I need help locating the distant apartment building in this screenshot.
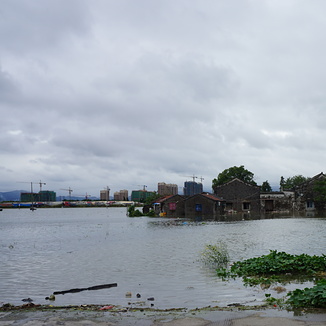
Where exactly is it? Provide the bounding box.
[131,190,155,202]
[100,189,110,201]
[183,181,203,196]
[114,189,129,201]
[158,182,178,196]
[39,191,56,202]
[21,190,56,202]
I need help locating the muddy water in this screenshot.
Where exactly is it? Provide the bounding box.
[1,207,325,309]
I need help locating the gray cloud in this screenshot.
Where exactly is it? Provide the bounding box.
[1,0,326,195]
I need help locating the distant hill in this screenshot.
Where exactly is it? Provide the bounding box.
[0,190,26,202]
[0,191,100,202]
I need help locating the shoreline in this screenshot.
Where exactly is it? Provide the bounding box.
[2,304,326,326]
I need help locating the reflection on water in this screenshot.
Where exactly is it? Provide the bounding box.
[0,207,326,309]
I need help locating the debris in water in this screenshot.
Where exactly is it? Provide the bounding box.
[53,283,117,295]
[21,298,33,302]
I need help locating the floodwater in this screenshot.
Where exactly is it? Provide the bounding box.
[1,207,326,309]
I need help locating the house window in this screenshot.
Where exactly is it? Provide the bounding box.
[307,201,314,208]
[242,202,250,210]
[169,202,176,211]
[195,204,202,212]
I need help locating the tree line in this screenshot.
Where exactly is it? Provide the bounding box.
[212,165,311,192]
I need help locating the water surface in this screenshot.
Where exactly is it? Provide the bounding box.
[1,207,325,309]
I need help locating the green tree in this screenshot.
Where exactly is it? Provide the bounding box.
[261,180,272,192]
[212,165,257,190]
[281,175,309,189]
[144,193,161,205]
[313,179,326,210]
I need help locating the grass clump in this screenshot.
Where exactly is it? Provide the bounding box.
[201,242,229,269]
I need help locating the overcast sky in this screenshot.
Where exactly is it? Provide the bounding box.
[1,0,326,197]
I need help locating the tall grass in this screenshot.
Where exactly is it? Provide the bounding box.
[201,242,229,268]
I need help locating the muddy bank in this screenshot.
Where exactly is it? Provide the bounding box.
[1,304,326,326]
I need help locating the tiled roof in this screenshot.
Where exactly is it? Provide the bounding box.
[201,193,225,201]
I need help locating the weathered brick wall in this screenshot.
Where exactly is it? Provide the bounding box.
[214,179,260,212]
[260,194,294,212]
[162,195,185,218]
[185,195,224,220]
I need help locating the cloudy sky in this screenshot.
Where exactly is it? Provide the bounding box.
[1,0,326,197]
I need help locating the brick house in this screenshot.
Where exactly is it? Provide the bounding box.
[293,172,326,211]
[153,194,185,218]
[213,178,261,213]
[184,193,225,220]
[260,191,294,213]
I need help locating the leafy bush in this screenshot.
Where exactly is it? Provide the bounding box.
[230,250,326,277]
[128,205,144,217]
[201,242,229,268]
[286,279,326,308]
[216,250,326,309]
[128,205,157,217]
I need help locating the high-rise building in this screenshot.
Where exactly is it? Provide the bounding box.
[21,190,56,202]
[39,191,56,202]
[131,190,155,202]
[158,182,178,196]
[100,188,110,200]
[114,189,129,201]
[183,181,203,196]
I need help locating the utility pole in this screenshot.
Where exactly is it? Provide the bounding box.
[17,181,40,210]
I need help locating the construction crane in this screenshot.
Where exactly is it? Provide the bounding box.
[138,185,147,191]
[60,187,73,200]
[17,181,40,211]
[199,176,204,183]
[17,181,39,193]
[84,193,92,200]
[38,180,46,192]
[182,175,198,182]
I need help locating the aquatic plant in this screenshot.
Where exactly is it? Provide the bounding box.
[286,279,326,308]
[230,250,326,278]
[201,242,229,268]
[217,250,326,283]
[216,250,326,309]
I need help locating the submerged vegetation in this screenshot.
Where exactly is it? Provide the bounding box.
[127,205,156,217]
[201,242,229,269]
[213,250,326,309]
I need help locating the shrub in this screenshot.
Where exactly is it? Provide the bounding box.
[201,242,229,268]
[230,250,326,277]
